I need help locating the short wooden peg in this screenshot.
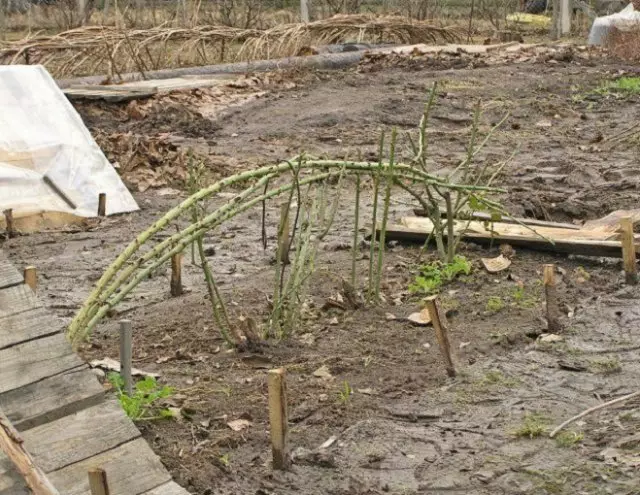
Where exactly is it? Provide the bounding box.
[267,368,289,470]
[3,209,15,238]
[170,252,183,297]
[424,295,456,378]
[277,202,291,265]
[23,266,37,292]
[97,193,107,217]
[88,468,110,495]
[119,320,133,396]
[543,264,563,333]
[620,217,637,285]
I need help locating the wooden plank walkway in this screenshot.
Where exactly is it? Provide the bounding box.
[0,250,190,495]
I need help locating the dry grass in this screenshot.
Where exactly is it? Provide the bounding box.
[240,14,462,60]
[0,14,462,78]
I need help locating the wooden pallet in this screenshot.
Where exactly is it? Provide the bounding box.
[0,251,189,495]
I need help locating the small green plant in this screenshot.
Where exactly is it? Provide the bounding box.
[590,357,622,374]
[486,296,505,313]
[555,430,584,448]
[513,413,550,439]
[108,373,174,421]
[338,380,353,404]
[479,369,519,388]
[592,76,640,99]
[574,266,591,281]
[409,255,472,295]
[219,453,230,467]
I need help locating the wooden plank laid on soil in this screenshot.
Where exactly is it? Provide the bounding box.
[0,284,42,318]
[0,400,140,474]
[45,437,171,495]
[0,333,83,395]
[140,482,192,495]
[381,217,640,258]
[413,208,582,230]
[0,369,105,431]
[0,307,61,350]
[0,252,22,290]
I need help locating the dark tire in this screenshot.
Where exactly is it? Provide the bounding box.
[524,0,548,13]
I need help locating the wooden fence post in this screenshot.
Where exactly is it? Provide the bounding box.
[424,295,456,378]
[119,320,133,396]
[24,267,37,292]
[3,209,15,238]
[88,468,110,495]
[620,217,637,285]
[170,253,183,296]
[267,368,289,470]
[97,193,107,217]
[543,264,563,333]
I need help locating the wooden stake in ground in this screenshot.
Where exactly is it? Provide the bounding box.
[267,368,289,470]
[3,209,15,238]
[170,252,183,296]
[620,217,637,285]
[0,409,60,495]
[278,202,291,265]
[97,193,107,217]
[543,264,563,333]
[23,266,37,292]
[424,295,456,378]
[119,320,133,396]
[88,468,110,495]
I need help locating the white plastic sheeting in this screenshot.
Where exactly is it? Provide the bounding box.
[0,65,138,227]
[588,3,640,45]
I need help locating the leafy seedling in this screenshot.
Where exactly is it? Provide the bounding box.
[513,412,550,439]
[338,380,353,404]
[409,255,472,295]
[108,372,174,421]
[486,296,505,313]
[555,430,584,448]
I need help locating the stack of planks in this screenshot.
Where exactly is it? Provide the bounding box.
[0,250,189,495]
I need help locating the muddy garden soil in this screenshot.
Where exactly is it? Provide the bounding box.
[5,52,640,495]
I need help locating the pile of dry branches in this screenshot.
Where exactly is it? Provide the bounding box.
[239,14,462,60]
[0,15,461,78]
[0,24,259,78]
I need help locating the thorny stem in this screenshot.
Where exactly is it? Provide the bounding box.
[351,174,361,289]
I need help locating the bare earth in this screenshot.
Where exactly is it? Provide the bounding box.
[4,47,640,495]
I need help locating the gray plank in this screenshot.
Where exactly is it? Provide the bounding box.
[0,252,22,290]
[0,306,61,350]
[18,400,139,472]
[0,368,105,431]
[141,482,191,495]
[0,333,83,394]
[47,437,171,495]
[0,284,41,318]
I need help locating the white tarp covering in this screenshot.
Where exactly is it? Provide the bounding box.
[588,3,640,45]
[0,65,138,227]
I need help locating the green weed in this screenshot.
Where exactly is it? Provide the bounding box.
[108,373,174,421]
[479,370,519,388]
[338,380,353,404]
[409,255,472,295]
[513,413,550,439]
[485,296,505,313]
[590,357,622,374]
[555,430,584,448]
[592,76,640,99]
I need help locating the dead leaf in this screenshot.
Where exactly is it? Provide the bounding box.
[227,419,252,432]
[89,357,160,378]
[481,255,512,273]
[313,365,333,380]
[407,308,432,326]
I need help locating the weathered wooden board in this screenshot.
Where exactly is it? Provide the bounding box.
[141,482,192,495]
[47,438,171,495]
[0,252,22,290]
[0,368,104,431]
[381,216,640,258]
[0,284,41,318]
[0,333,83,394]
[0,307,61,350]
[16,400,139,472]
